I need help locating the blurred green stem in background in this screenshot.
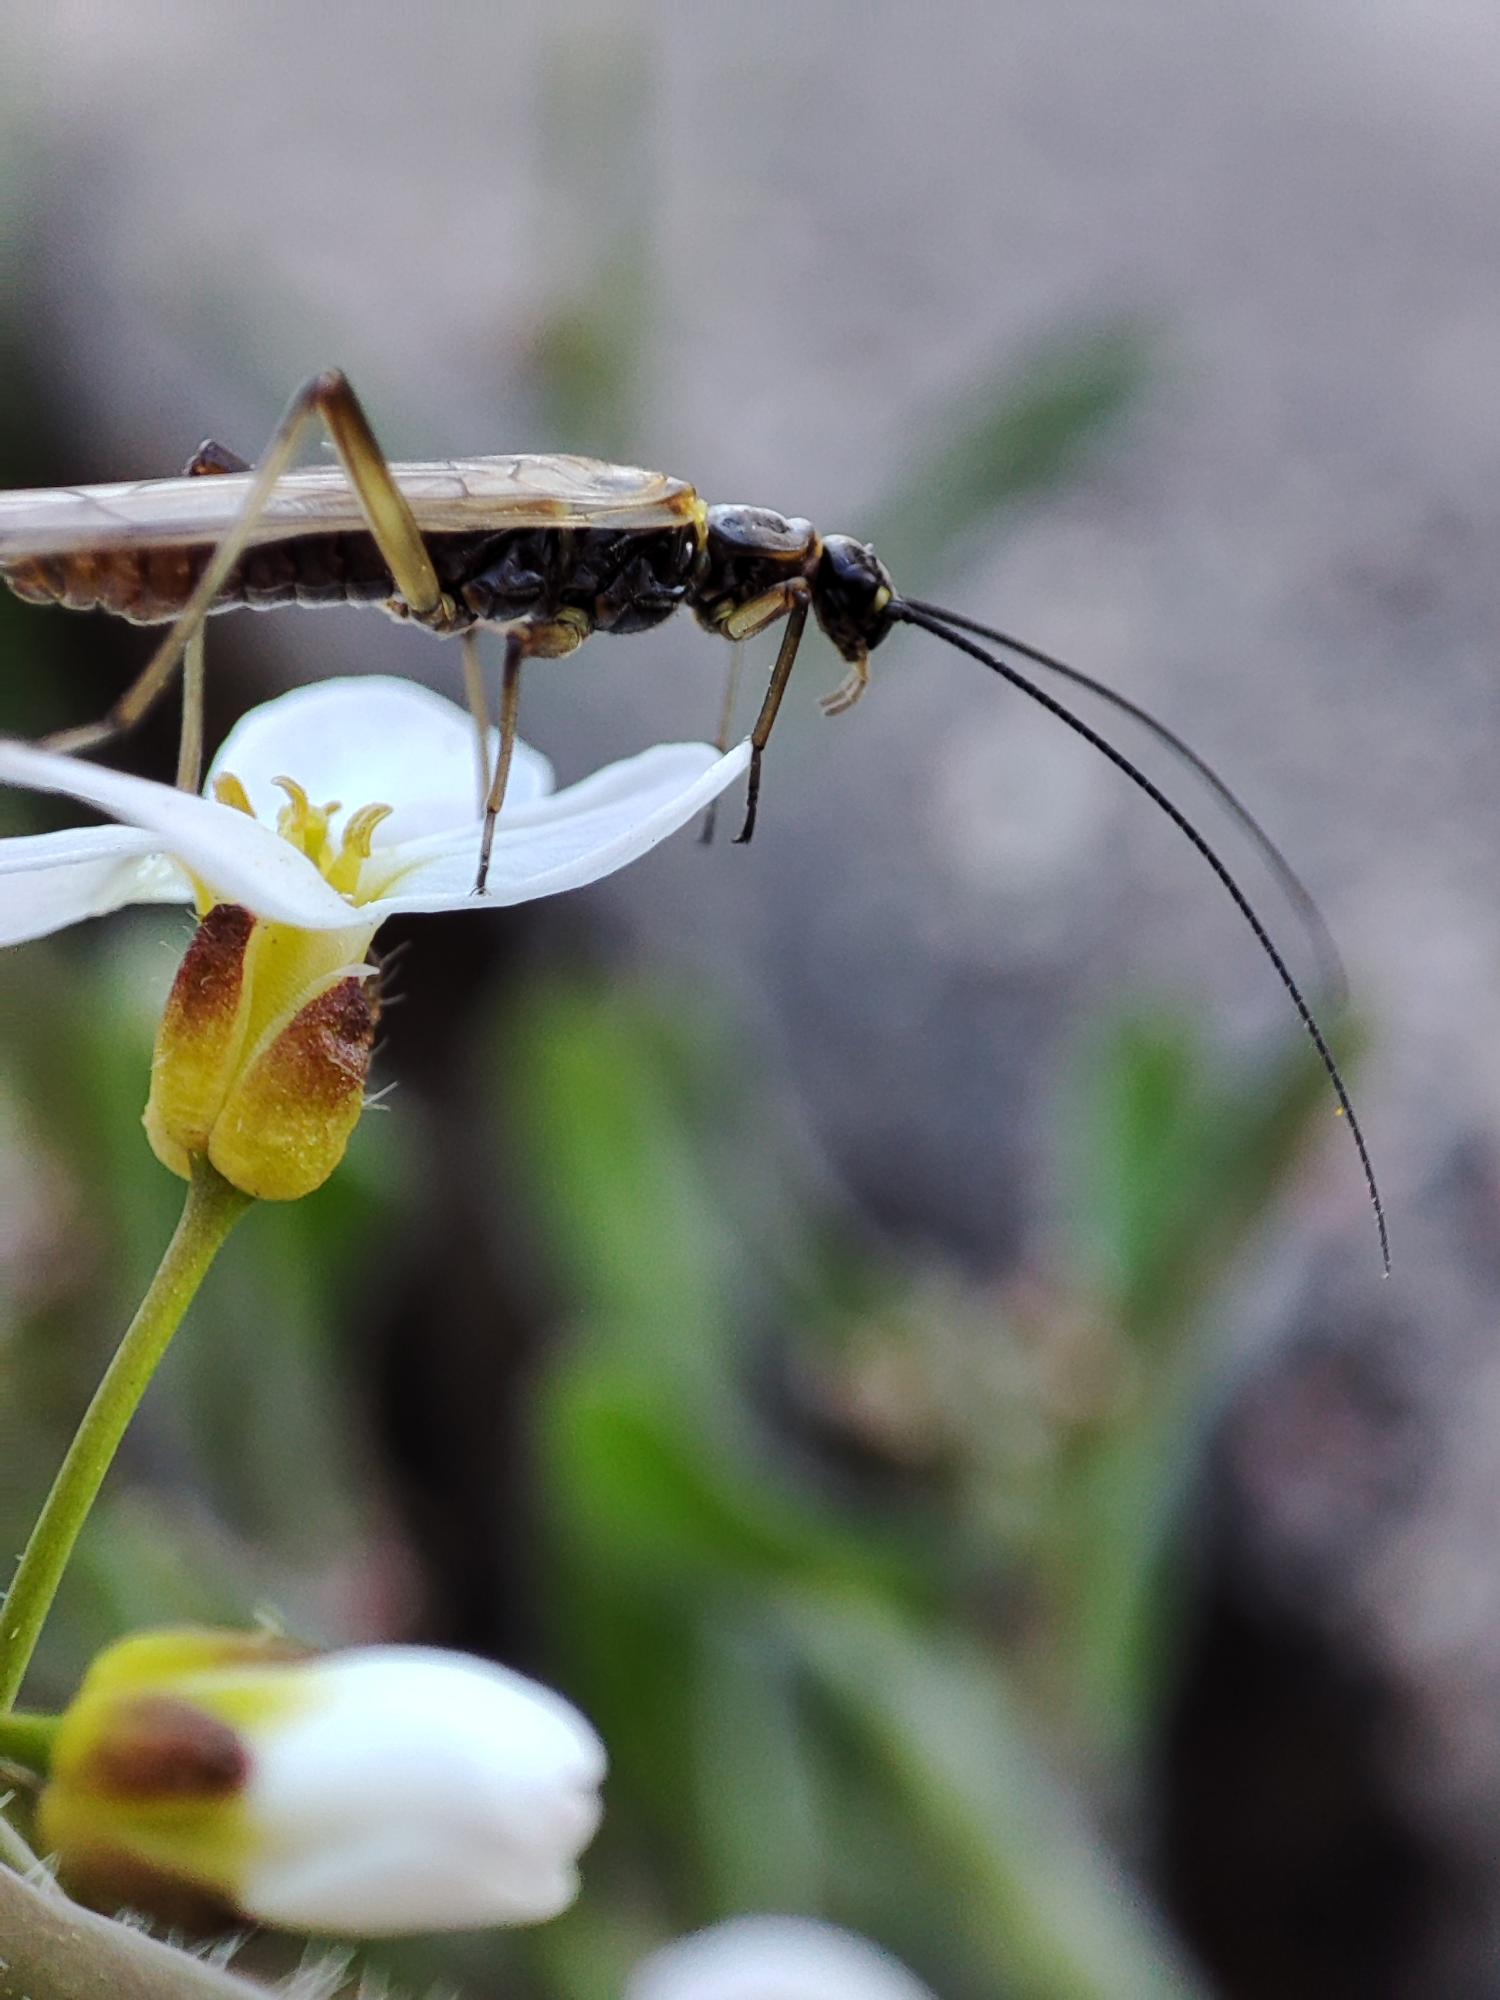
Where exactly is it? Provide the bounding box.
[0,1158,252,1714]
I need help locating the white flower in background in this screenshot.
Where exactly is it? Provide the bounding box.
[0,677,749,1198]
[40,1628,606,1936]
[624,1916,938,2000]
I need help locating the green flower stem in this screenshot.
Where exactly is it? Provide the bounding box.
[0,1711,58,1774]
[0,1159,253,1714]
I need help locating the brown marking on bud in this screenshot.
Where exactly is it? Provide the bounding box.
[78,1696,248,1802]
[208,973,378,1201]
[166,904,257,1030]
[145,904,259,1175]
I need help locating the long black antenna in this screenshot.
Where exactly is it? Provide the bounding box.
[893,600,1388,1273]
[903,597,1346,1006]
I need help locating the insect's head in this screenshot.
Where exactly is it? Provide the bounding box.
[812,535,895,662]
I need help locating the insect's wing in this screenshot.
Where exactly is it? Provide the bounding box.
[417,456,701,531]
[0,456,699,560]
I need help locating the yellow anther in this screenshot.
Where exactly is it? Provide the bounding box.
[212,772,255,816]
[327,802,394,897]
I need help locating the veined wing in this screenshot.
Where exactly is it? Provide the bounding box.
[0,455,700,560]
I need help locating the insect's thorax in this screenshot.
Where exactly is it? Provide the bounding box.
[446,522,704,639]
[687,505,821,635]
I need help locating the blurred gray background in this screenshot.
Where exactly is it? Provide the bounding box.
[5,3,1500,1993]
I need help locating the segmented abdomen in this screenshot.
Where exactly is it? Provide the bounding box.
[1,521,704,637]
[0,531,402,626]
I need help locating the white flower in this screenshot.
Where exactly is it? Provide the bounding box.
[40,1630,606,1936]
[0,674,751,946]
[0,677,750,1198]
[624,1917,938,2000]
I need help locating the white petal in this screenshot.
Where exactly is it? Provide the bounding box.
[0,825,190,945]
[0,739,358,928]
[360,739,751,918]
[208,677,554,842]
[624,1918,938,2000]
[241,1647,605,1935]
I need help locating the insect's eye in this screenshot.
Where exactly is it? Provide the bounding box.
[819,535,881,600]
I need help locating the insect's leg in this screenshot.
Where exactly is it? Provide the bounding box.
[175,632,206,792]
[45,370,450,759]
[733,584,810,845]
[698,640,746,846]
[161,448,245,788]
[820,650,869,718]
[461,628,494,811]
[475,630,525,895]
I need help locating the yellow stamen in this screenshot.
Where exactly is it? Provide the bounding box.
[326,803,395,897]
[272,776,332,865]
[216,767,394,904]
[212,773,254,816]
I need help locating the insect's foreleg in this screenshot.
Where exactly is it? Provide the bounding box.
[698,640,746,847]
[733,583,810,845]
[475,631,525,895]
[44,371,452,772]
[461,629,494,812]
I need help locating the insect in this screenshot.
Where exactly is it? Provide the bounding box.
[0,370,1387,1268]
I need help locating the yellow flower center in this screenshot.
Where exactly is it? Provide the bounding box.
[212,772,395,906]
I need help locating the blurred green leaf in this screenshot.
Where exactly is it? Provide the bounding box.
[1069,1009,1336,1334]
[504,983,736,1386]
[867,323,1152,581]
[1051,1008,1345,1751]
[793,1593,1207,2000]
[531,245,654,463]
[690,1614,825,1914]
[527,28,656,461]
[543,1350,921,1600]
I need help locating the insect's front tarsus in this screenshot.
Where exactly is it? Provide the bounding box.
[891,598,1388,1274]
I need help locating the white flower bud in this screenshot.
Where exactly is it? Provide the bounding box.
[40,1631,606,1937]
[624,1916,938,2000]
[238,1647,605,1932]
